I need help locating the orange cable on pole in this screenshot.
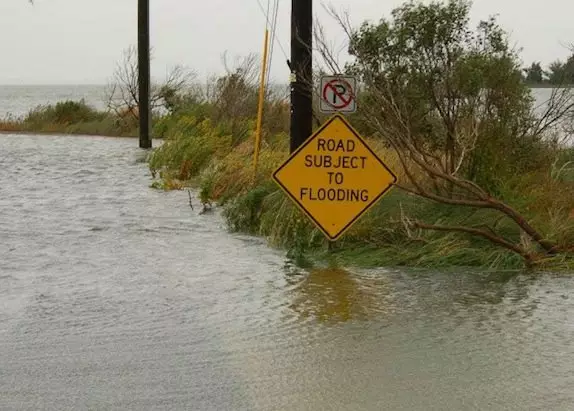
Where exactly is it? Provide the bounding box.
[253,28,270,176]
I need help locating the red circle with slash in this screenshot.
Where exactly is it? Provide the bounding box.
[322,78,355,109]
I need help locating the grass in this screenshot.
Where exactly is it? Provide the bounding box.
[0,100,140,137]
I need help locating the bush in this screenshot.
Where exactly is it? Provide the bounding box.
[24,99,104,127]
[148,116,234,182]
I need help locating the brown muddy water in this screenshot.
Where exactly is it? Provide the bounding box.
[0,133,573,410]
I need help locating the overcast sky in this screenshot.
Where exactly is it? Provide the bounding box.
[0,0,573,85]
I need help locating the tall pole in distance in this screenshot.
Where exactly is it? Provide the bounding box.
[138,0,152,149]
[289,0,313,153]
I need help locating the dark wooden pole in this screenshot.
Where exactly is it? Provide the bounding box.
[289,0,313,153]
[138,0,152,149]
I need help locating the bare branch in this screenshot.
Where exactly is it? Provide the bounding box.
[412,221,532,261]
[105,45,196,122]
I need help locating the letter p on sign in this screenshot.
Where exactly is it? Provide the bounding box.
[320,75,358,114]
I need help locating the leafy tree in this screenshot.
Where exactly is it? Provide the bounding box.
[524,62,544,84]
[548,60,566,84]
[564,54,574,84]
[315,0,574,264]
[345,0,533,187]
[547,55,574,85]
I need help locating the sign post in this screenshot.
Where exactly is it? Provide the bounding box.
[272,114,397,241]
[320,75,358,114]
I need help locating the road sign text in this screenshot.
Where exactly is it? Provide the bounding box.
[272,114,397,241]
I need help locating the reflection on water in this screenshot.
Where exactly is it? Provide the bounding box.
[286,267,392,323]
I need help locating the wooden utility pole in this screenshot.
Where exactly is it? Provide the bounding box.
[289,0,313,153]
[138,0,152,149]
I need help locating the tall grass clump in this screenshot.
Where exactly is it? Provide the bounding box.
[0,99,140,137]
[25,100,102,126]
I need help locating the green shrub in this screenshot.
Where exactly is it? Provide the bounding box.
[24,99,103,127]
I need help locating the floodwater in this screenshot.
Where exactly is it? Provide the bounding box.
[1,133,573,410]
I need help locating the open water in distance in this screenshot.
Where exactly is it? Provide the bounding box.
[0,84,560,118]
[0,131,573,410]
[0,85,109,118]
[0,84,291,119]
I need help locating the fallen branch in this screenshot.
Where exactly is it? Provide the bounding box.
[412,221,534,263]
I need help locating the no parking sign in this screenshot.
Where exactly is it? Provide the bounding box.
[319,75,358,114]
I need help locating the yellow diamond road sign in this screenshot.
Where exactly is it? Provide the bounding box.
[272,114,397,241]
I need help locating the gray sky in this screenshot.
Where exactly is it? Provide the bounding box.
[1,0,573,85]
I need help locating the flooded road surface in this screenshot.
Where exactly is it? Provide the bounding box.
[1,134,573,410]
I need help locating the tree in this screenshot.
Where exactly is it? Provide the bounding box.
[547,55,574,85]
[104,45,195,123]
[563,54,574,84]
[524,62,544,84]
[548,60,566,85]
[315,0,574,264]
